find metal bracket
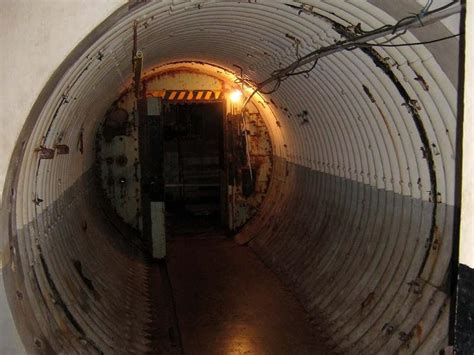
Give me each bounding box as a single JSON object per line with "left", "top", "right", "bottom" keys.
{"left": 36, "top": 147, "right": 55, "bottom": 160}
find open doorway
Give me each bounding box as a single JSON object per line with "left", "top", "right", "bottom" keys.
{"left": 98, "top": 70, "right": 273, "bottom": 255}
{"left": 162, "top": 102, "right": 226, "bottom": 237}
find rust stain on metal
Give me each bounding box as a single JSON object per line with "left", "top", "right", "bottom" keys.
{"left": 78, "top": 128, "right": 84, "bottom": 154}
{"left": 362, "top": 85, "right": 376, "bottom": 103}
{"left": 142, "top": 67, "right": 226, "bottom": 97}
{"left": 399, "top": 330, "right": 414, "bottom": 343}
{"left": 420, "top": 225, "right": 443, "bottom": 282}
{"left": 382, "top": 323, "right": 395, "bottom": 335}
{"left": 361, "top": 291, "right": 375, "bottom": 308}
{"left": 297, "top": 110, "right": 310, "bottom": 125}
{"left": 229, "top": 111, "right": 273, "bottom": 229}
{"left": 374, "top": 102, "right": 403, "bottom": 173}
{"left": 407, "top": 279, "right": 422, "bottom": 295}
{"left": 54, "top": 144, "right": 70, "bottom": 155}
{"left": 414, "top": 74, "right": 430, "bottom": 91}
{"left": 36, "top": 147, "right": 55, "bottom": 160}
{"left": 114, "top": 67, "right": 227, "bottom": 108}
{"left": 402, "top": 99, "right": 422, "bottom": 114}
{"left": 143, "top": 67, "right": 225, "bottom": 84}
{"left": 415, "top": 321, "right": 423, "bottom": 341}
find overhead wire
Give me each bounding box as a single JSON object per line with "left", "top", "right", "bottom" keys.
{"left": 234, "top": 0, "right": 460, "bottom": 183}
{"left": 238, "top": 0, "right": 460, "bottom": 110}
{"left": 357, "top": 33, "right": 461, "bottom": 48}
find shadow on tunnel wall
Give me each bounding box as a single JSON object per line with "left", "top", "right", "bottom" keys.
{"left": 239, "top": 156, "right": 454, "bottom": 353}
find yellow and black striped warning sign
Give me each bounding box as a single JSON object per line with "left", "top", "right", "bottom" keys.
{"left": 149, "top": 90, "right": 223, "bottom": 102}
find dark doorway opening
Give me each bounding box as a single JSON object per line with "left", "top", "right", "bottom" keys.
{"left": 162, "top": 102, "right": 226, "bottom": 237}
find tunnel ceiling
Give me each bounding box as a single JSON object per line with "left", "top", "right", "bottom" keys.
{"left": 18, "top": 0, "right": 459, "bottom": 220}
{"left": 3, "top": 0, "right": 461, "bottom": 354}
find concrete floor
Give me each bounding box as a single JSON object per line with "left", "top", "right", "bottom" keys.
{"left": 167, "top": 237, "right": 330, "bottom": 355}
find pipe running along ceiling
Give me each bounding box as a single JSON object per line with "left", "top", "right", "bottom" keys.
{"left": 2, "top": 0, "right": 460, "bottom": 353}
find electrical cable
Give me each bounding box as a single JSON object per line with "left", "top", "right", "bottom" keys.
{"left": 237, "top": 0, "right": 460, "bottom": 109}
{"left": 259, "top": 79, "right": 282, "bottom": 94}
{"left": 356, "top": 33, "right": 461, "bottom": 48}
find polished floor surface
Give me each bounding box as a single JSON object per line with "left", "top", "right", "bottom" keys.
{"left": 167, "top": 237, "right": 330, "bottom": 355}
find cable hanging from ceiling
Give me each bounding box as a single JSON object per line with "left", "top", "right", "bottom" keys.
{"left": 236, "top": 0, "right": 462, "bottom": 109}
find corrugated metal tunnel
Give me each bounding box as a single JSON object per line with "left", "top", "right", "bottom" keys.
{"left": 1, "top": 0, "right": 462, "bottom": 354}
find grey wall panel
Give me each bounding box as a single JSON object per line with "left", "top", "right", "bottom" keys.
{"left": 7, "top": 172, "right": 152, "bottom": 354}
{"left": 247, "top": 156, "right": 453, "bottom": 354}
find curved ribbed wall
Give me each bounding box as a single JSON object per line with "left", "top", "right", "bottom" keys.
{"left": 2, "top": 0, "right": 459, "bottom": 353}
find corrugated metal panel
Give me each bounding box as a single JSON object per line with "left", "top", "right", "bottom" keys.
{"left": 8, "top": 171, "right": 152, "bottom": 353}
{"left": 246, "top": 157, "right": 453, "bottom": 353}
{"left": 2, "top": 0, "right": 459, "bottom": 353}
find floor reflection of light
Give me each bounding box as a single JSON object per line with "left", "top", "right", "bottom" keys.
{"left": 222, "top": 325, "right": 264, "bottom": 355}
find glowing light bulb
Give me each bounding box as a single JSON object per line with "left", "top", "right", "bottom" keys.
{"left": 229, "top": 89, "right": 243, "bottom": 103}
